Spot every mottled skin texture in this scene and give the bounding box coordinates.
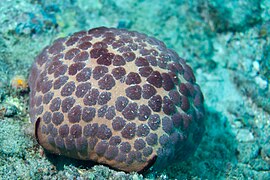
[28,27,205,172]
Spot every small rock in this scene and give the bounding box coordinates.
[255,76,268,90]
[252,61,260,72]
[4,105,18,117]
[236,129,254,142]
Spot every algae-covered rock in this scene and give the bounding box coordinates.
[206,0,261,32]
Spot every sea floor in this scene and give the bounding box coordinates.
[0,0,269,179]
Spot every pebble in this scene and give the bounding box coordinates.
[236,129,254,142]
[255,76,268,90]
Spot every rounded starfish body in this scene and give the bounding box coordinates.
[29,27,205,172]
